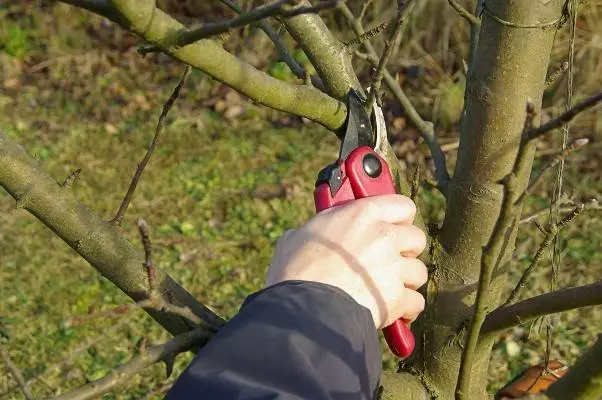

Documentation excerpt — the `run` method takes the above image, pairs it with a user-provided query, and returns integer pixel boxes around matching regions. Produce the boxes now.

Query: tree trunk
[410,1,566,398]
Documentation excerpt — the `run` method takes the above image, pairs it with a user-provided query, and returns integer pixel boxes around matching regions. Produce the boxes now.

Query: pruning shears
[313,89,416,358]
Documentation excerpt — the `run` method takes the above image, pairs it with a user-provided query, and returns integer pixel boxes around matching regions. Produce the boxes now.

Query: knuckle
[397,195,417,218]
[416,293,426,312]
[409,225,427,251]
[353,199,378,224]
[414,260,429,286]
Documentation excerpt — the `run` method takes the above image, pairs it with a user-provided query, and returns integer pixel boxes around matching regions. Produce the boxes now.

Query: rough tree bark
[411,0,566,398]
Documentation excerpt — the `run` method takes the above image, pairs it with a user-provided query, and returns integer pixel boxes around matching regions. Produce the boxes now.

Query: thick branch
[481,281,602,336]
[456,173,519,400]
[0,130,224,337]
[525,92,602,141]
[52,328,210,400]
[547,335,602,399]
[456,104,538,399]
[65,0,346,130]
[448,0,481,25]
[281,0,360,99]
[112,67,190,225]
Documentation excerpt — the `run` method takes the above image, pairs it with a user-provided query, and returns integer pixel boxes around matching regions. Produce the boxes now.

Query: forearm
[168,280,382,399]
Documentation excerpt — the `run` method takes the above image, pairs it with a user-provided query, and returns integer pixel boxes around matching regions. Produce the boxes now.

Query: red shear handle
[314,146,416,358]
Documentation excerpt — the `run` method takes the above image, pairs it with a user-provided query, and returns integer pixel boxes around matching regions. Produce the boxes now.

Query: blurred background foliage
[0,0,601,398]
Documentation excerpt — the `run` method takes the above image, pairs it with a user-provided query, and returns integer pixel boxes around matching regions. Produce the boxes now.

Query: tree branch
[517,137,589,203]
[280,0,361,99]
[520,199,601,225]
[59,0,118,20]
[0,130,224,338]
[456,103,538,400]
[0,344,33,400]
[525,92,602,141]
[137,218,157,292]
[178,0,293,46]
[545,61,569,88]
[217,0,325,90]
[175,0,342,47]
[481,281,602,336]
[63,0,346,130]
[111,67,190,225]
[337,2,450,189]
[448,0,481,25]
[365,1,412,115]
[455,174,519,400]
[52,328,210,400]
[547,335,602,399]
[503,205,585,306]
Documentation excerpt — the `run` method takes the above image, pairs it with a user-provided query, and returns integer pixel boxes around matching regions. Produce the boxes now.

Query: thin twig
[217,0,324,90]
[111,67,190,225]
[177,0,293,46]
[481,280,602,336]
[59,0,122,22]
[467,0,484,76]
[448,0,481,25]
[546,61,569,88]
[520,200,601,225]
[0,344,33,400]
[137,218,156,294]
[365,1,411,115]
[359,0,374,20]
[344,22,388,50]
[525,92,602,141]
[61,168,81,188]
[51,328,210,400]
[176,0,341,47]
[337,2,450,190]
[504,205,586,306]
[517,137,589,203]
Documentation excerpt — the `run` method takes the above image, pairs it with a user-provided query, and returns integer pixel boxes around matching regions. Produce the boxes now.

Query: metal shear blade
[338,89,388,162]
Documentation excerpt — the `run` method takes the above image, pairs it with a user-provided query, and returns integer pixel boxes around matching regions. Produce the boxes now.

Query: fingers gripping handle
[313,146,416,358]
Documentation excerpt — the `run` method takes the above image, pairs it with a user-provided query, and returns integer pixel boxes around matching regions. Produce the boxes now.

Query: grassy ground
[1,1,601,399]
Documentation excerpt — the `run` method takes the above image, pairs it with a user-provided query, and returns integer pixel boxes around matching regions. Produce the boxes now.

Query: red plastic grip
[314,146,416,358]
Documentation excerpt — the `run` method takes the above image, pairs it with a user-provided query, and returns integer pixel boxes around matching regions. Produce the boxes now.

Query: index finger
[351,194,417,225]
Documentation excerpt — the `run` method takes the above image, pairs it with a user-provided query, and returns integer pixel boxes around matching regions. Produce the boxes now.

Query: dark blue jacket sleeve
[167,280,382,400]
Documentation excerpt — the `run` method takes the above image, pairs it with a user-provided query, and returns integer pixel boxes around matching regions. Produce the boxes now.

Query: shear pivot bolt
[362,154,382,178]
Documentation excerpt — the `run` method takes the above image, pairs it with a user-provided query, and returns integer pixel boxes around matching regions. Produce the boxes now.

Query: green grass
[1,2,601,399]
[0,103,344,398]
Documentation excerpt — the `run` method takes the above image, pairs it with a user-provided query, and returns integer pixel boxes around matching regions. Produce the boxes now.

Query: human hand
[266,195,427,329]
